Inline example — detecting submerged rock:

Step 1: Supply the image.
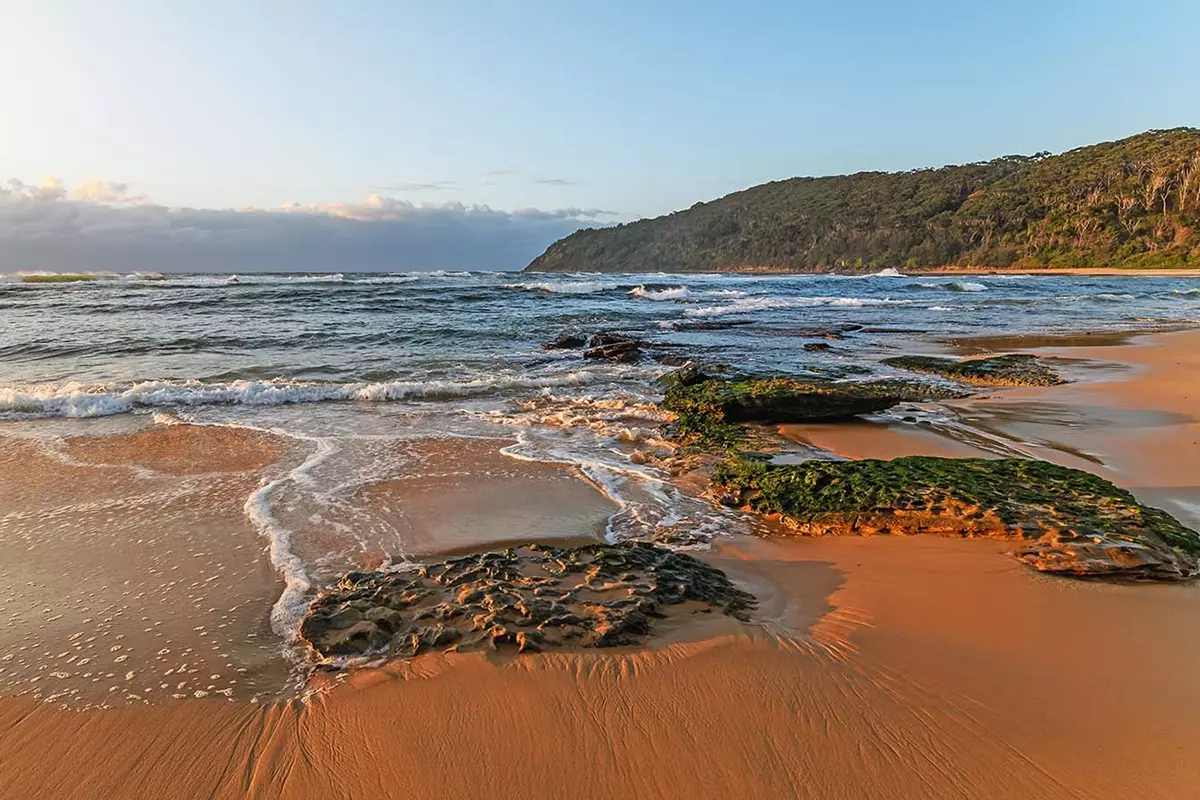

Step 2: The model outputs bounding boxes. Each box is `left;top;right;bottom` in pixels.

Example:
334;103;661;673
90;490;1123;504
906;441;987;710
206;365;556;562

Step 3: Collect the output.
711;456;1200;581
543;332;587;350
299;542;757;660
803;342;831;352
882;354;1064;386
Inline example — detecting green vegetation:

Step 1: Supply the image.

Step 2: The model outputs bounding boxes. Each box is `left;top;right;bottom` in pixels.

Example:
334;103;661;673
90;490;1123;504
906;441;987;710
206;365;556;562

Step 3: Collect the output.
20;273;102;283
882;354;1064;386
526;128;1200;273
711;456;1200;556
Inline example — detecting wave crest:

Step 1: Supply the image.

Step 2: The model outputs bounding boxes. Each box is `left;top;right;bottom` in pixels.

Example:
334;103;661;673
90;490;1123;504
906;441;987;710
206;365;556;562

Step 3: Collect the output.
0;372;601;418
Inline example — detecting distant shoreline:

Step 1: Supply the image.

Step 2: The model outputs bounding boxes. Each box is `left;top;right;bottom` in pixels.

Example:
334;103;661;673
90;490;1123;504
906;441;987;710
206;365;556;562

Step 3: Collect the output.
525;266;1200;277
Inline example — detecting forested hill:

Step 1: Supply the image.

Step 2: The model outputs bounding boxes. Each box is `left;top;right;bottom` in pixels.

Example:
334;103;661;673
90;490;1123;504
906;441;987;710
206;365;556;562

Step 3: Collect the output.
525;128;1200;273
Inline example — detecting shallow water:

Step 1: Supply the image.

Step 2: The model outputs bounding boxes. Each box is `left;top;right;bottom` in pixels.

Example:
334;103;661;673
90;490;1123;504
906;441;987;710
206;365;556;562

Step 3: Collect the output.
2;268;1199;692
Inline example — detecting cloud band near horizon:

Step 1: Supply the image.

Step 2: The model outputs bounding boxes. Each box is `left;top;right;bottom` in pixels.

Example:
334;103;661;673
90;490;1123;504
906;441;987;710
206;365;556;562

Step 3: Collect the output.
0;178;610;272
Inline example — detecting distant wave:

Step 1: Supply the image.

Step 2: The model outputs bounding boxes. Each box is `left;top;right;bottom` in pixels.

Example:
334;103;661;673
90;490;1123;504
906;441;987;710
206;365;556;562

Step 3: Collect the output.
0;372;602;418
1172;288;1200;296
905;280;987;292
506;281;609;294
685;295;912;316
629;285;689;301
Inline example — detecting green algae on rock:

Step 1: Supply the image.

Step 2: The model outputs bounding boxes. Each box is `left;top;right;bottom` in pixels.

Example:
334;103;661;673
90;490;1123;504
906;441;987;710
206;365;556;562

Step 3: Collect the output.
299;542;757;660
660;373;961;447
711;456;1200;581
882;354;1064;386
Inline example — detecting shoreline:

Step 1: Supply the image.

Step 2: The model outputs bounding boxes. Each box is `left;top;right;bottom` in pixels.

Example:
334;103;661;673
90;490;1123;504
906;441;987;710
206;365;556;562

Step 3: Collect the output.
4;329;1200;797
523;266;1200;276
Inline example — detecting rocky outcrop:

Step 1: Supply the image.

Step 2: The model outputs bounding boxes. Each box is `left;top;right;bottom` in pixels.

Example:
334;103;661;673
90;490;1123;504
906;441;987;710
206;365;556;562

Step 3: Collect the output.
882;354;1064;386
660;372;961;446
711;456;1200;581
299;542;757;660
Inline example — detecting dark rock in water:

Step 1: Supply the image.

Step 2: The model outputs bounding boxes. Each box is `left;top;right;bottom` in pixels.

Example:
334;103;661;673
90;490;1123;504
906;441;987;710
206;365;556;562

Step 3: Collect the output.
710;455;1200;581
660;374;962;446
672;320;756;331
585;340;642;363
588;331;644;348
299;542;757;660
583;331;645;362
804;342;831;352
543;332;587;350
655;353;694;367
882;353;1065;386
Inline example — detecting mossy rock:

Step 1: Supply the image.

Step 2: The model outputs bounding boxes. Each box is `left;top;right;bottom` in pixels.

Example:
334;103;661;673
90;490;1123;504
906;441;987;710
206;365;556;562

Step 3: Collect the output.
882;354;1064;386
711;456;1199;581
660;373;961;447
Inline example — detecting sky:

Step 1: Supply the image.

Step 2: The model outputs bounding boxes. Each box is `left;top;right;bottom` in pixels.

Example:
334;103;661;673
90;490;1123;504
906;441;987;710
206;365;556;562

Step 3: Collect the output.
2;0;1199;272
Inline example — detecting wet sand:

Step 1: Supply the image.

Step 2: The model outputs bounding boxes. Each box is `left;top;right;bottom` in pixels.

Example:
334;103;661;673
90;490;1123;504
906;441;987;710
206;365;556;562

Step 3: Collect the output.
357;437;615;555
3;331;1200;798
0;422;293;705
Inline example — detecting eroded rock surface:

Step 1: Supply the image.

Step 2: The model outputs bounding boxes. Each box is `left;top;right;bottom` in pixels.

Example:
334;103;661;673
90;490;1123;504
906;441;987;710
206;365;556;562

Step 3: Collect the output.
300;542;756;660
882;354;1064;386
711;456;1200;581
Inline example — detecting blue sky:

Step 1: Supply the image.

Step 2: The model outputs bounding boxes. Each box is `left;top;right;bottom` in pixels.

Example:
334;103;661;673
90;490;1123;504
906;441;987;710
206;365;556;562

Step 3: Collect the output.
2;0;1199;270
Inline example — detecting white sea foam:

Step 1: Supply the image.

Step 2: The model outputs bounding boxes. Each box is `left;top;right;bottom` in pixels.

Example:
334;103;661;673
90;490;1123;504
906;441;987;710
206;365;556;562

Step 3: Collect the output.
0;372;600;418
684;295;911;316
506;280;609;294
946;281;988;292
867;267;907;278
629;285;689;301
1172;288;1200;296
243;433;335;644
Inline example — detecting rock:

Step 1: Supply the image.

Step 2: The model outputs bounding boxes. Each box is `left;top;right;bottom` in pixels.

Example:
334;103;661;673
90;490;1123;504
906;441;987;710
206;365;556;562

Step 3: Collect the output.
299;542;757;660
543;332;587;350
584;341;642;363
710;455;1200;581
804;342;831;352
882;354;1064;386
588;331;644;348
657;364;711;390
660;374;962;445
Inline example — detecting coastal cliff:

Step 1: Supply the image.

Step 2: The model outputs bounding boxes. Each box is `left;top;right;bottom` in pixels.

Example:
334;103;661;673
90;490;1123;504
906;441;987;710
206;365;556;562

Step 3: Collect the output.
525;128;1200;273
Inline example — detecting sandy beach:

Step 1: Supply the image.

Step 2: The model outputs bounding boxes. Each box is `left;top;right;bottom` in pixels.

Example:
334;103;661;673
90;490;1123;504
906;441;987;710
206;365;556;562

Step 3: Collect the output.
2;330;1200;798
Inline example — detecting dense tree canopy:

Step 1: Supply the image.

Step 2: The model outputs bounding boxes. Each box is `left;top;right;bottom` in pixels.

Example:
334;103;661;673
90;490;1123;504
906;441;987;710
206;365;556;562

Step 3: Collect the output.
525;128;1200;273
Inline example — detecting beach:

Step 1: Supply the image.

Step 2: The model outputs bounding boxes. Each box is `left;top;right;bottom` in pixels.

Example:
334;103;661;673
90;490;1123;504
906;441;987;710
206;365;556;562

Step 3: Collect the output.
3;318;1200;798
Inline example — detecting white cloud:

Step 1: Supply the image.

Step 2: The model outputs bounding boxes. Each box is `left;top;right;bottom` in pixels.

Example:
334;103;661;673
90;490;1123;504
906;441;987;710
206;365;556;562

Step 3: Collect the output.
0;178;611;271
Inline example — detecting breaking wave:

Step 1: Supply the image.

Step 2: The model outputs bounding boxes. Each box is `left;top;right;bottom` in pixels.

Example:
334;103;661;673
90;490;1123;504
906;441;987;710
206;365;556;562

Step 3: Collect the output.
506;280;609;294
0;372;602;418
685;295;911;316
629;285;690;301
